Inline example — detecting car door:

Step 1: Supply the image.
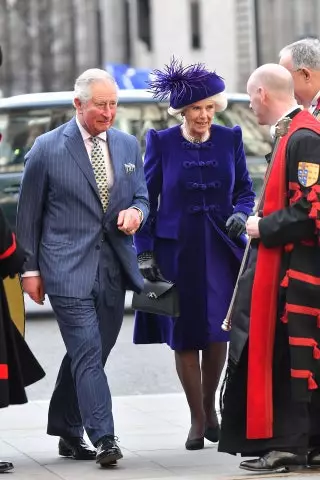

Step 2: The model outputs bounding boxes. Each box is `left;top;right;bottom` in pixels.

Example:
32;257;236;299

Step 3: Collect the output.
0;111;26;230
0;107;68;231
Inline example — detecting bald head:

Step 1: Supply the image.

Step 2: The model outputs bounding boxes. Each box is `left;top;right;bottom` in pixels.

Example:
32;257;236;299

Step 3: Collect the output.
247;64;298;126
247;64;294;97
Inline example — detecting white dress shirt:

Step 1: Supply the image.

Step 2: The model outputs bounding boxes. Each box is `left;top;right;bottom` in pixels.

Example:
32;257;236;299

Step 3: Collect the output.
270;104;302;139
76;117;114;187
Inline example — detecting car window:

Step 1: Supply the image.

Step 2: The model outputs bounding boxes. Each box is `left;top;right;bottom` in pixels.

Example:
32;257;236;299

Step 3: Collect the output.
0;103;174;171
0;108;74;173
215;102;272;157
0;99;270;201
116;103;172;154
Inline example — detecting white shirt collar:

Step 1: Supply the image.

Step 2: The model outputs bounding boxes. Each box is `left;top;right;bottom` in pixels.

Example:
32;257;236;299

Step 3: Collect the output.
275;104;301;125
75;117;107;142
311;91;320;107
270;104;301;139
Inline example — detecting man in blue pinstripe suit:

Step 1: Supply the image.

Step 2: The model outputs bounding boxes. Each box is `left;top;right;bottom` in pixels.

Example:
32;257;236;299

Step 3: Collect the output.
16;69;149;467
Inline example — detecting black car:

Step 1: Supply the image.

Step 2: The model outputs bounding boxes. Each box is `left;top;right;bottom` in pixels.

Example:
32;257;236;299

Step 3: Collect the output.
0;90;270;230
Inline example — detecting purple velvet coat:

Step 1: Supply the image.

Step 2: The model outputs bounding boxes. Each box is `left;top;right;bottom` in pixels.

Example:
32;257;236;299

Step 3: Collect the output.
134;124;255;350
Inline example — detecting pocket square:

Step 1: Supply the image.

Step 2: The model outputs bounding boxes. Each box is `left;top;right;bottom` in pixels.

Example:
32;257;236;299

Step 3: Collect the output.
124;163;135;174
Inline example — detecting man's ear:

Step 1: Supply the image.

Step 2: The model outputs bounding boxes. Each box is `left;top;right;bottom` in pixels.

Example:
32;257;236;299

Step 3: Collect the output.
74;97;82;112
301;68;311;82
259;87;267;104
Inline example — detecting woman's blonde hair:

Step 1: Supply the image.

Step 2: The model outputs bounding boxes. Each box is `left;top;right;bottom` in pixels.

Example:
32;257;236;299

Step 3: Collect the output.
168;91;228;117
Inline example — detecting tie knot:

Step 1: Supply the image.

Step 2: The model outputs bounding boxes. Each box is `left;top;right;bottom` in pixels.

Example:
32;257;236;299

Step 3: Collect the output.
92;136;99;146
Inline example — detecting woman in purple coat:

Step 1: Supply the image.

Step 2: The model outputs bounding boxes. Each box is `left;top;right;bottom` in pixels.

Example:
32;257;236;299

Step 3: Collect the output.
134;58;255;450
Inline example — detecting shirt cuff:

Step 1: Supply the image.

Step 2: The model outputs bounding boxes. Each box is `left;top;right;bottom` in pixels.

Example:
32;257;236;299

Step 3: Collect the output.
130;206;144;223
21;270;40;277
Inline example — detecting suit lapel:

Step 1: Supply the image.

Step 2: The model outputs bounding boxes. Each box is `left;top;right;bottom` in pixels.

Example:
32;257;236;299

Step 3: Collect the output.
64;118;100;199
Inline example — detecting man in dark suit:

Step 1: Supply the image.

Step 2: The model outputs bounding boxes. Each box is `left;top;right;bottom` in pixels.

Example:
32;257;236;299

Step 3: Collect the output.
17;68;149;467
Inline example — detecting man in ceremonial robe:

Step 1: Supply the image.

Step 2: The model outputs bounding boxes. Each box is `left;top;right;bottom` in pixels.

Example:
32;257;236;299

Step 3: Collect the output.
219;64;320;474
0;43;45;475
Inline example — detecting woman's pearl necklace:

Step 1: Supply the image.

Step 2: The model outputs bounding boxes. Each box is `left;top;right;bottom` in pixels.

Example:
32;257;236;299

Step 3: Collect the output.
181;125;210;143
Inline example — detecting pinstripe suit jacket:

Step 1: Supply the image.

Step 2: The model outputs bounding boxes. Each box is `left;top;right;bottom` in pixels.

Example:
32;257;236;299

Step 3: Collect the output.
16;117;149;298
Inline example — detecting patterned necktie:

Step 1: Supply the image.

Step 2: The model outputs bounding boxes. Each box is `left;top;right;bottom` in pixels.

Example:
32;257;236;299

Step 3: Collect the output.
91;137;109;211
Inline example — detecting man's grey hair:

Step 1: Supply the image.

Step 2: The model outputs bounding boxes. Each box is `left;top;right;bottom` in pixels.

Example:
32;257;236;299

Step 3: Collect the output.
73;68;119;104
279;38;320;70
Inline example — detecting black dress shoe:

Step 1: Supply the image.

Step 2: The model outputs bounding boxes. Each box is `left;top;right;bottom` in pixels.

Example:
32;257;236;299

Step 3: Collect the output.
95;435;123;467
240;451;307;473
58;437;96;460
185;436;204;450
204;425;220;443
0;461;14;473
308;449;320;467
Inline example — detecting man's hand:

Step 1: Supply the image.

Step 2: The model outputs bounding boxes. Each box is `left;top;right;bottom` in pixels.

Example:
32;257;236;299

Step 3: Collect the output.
22;276;45;305
246;216;261;238
117;208;141;235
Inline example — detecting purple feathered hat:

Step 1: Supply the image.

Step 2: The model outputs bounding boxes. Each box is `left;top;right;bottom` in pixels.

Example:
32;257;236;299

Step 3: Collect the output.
148;57;227;115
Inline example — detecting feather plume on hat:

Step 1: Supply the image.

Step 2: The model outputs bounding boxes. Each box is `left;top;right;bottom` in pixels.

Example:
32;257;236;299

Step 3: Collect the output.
148;56;227;114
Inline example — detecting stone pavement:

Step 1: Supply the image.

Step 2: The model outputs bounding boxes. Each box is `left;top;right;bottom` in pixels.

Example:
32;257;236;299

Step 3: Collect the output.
0;393;318;479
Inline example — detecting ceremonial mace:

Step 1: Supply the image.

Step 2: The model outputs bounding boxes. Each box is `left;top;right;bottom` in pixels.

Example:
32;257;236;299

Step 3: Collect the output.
221;116;292;331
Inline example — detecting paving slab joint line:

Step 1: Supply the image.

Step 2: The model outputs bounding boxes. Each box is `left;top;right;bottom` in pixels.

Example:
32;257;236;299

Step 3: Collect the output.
146;461;175;477
222;470;320;479
2;439;65;479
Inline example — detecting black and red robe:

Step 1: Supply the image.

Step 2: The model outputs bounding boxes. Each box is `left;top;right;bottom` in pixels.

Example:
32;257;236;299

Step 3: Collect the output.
0;208;45;408
219;108;320;455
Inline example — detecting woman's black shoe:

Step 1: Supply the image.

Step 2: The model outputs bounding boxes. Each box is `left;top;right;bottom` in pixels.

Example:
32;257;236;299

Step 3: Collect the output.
204;425;220;443
0;461;14;473
185;436;204;450
308;449;320;467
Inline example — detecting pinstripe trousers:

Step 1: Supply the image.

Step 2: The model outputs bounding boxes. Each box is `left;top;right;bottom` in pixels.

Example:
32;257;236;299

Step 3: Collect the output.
47;240;125;444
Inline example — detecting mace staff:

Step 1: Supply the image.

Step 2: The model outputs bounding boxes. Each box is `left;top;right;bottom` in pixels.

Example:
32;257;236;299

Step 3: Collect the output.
221;116;292;332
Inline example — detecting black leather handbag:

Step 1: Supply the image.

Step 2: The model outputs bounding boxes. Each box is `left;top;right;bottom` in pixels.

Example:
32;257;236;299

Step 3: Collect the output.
132;279;180;317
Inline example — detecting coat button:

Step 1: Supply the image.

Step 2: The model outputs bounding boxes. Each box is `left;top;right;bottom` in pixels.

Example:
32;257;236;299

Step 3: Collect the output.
95;245;100;250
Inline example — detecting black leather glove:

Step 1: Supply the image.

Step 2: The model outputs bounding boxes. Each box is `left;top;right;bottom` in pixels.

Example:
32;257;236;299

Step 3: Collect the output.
225;212;247;239
137;251;164;282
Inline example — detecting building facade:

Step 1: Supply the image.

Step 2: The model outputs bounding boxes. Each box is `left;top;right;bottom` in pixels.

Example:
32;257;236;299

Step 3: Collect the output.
235;0;257;93
236;0;320;91
2;0;320;97
0;0;238;96
256;0;320;66
104;0;238;92
0;0;102;96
